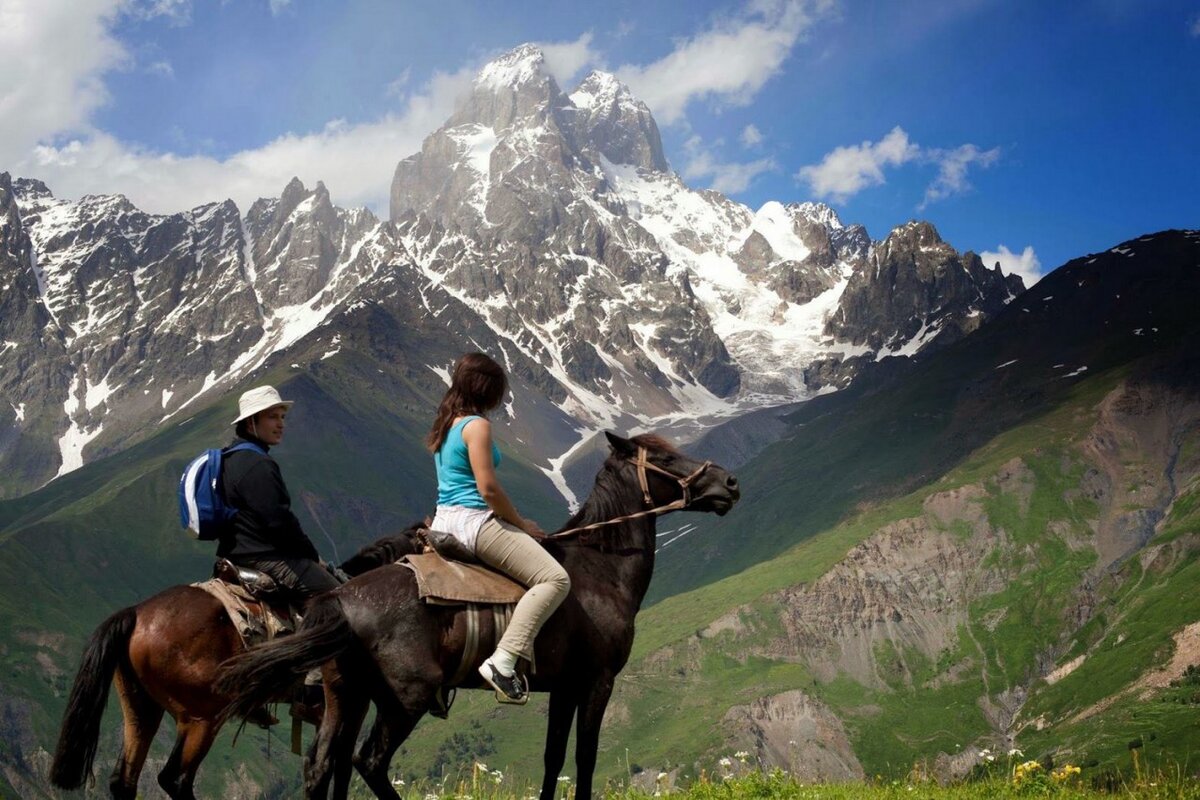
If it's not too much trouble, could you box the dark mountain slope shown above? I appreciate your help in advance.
[652,230,1200,601]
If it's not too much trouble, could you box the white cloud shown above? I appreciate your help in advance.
[147,60,175,79]
[918,143,1000,210]
[1191,15,1200,37]
[386,67,412,99]
[537,32,601,88]
[797,126,1000,207]
[796,126,918,203]
[130,0,192,25]
[615,0,830,124]
[268,0,291,15]
[740,124,763,147]
[15,67,475,215]
[0,0,128,165]
[980,244,1041,286]
[681,136,776,194]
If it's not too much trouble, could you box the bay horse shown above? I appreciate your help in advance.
[48,535,418,799]
[217,432,739,800]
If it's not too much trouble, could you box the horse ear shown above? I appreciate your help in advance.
[605,431,635,455]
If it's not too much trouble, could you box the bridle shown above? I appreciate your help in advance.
[547,447,712,541]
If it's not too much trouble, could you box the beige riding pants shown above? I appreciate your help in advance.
[474,517,571,662]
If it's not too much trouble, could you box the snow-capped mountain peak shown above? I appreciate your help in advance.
[476,43,549,92]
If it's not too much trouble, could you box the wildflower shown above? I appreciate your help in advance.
[557,776,571,783]
[734,751,750,762]
[1013,759,1043,785]
[718,757,732,768]
[425,794,439,800]
[474,762,489,773]
[656,772,669,781]
[1008,748,1023,757]
[1051,764,1082,783]
[392,776,406,786]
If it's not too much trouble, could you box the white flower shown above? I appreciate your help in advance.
[718,758,732,768]
[425,794,439,800]
[1008,748,1024,757]
[474,762,488,772]
[986,755,995,763]
[557,776,571,783]
[392,777,406,786]
[734,751,750,761]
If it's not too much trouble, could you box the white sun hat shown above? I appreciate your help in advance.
[231,385,294,425]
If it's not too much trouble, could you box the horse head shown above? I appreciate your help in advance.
[604,432,740,517]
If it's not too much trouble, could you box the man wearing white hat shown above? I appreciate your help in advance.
[216,385,339,599]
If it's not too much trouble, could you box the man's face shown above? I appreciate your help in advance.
[251,405,288,445]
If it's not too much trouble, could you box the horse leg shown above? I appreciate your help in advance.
[353,705,424,800]
[157,718,219,800]
[305,661,370,800]
[572,676,615,800]
[538,688,579,800]
[107,667,163,800]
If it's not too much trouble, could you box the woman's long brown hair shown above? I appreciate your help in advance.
[426,352,508,453]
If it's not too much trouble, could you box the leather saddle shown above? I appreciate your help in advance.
[405,528,526,605]
[213,558,285,599]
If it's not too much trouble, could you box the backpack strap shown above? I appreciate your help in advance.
[224,442,268,457]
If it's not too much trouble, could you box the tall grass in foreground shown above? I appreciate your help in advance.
[359,761,1200,800]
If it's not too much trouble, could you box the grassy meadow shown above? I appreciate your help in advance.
[343,762,1200,800]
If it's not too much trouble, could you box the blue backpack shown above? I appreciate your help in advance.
[178,442,266,539]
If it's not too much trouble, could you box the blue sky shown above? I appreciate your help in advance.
[2,0,1198,283]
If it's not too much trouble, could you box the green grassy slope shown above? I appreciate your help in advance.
[380,360,1197,788]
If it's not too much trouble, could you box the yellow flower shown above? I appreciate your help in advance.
[1012,759,1043,784]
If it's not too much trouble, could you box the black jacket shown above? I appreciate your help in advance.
[216,435,321,562]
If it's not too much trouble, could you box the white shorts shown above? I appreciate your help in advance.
[430,505,494,552]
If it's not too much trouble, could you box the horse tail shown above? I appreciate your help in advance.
[49,605,137,789]
[216,593,354,721]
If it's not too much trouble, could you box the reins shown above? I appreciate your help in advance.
[546,447,712,542]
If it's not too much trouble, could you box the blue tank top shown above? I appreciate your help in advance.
[434,416,501,508]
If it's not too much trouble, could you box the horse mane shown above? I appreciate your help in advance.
[628,432,681,455]
[552,432,677,548]
[338,524,423,576]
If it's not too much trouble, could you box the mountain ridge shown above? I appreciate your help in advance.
[2,44,1024,503]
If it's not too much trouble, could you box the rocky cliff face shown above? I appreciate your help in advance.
[693,366,1200,775]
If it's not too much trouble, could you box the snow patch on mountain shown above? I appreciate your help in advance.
[598,158,861,398]
[56,374,104,479]
[748,201,812,262]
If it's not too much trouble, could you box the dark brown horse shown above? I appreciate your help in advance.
[217,433,739,800]
[48,536,416,799]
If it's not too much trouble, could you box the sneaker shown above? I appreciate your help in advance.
[478,658,528,705]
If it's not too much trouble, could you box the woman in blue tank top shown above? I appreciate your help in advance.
[427,353,570,704]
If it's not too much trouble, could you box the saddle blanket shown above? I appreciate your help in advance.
[401,551,526,605]
[190,578,295,646]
